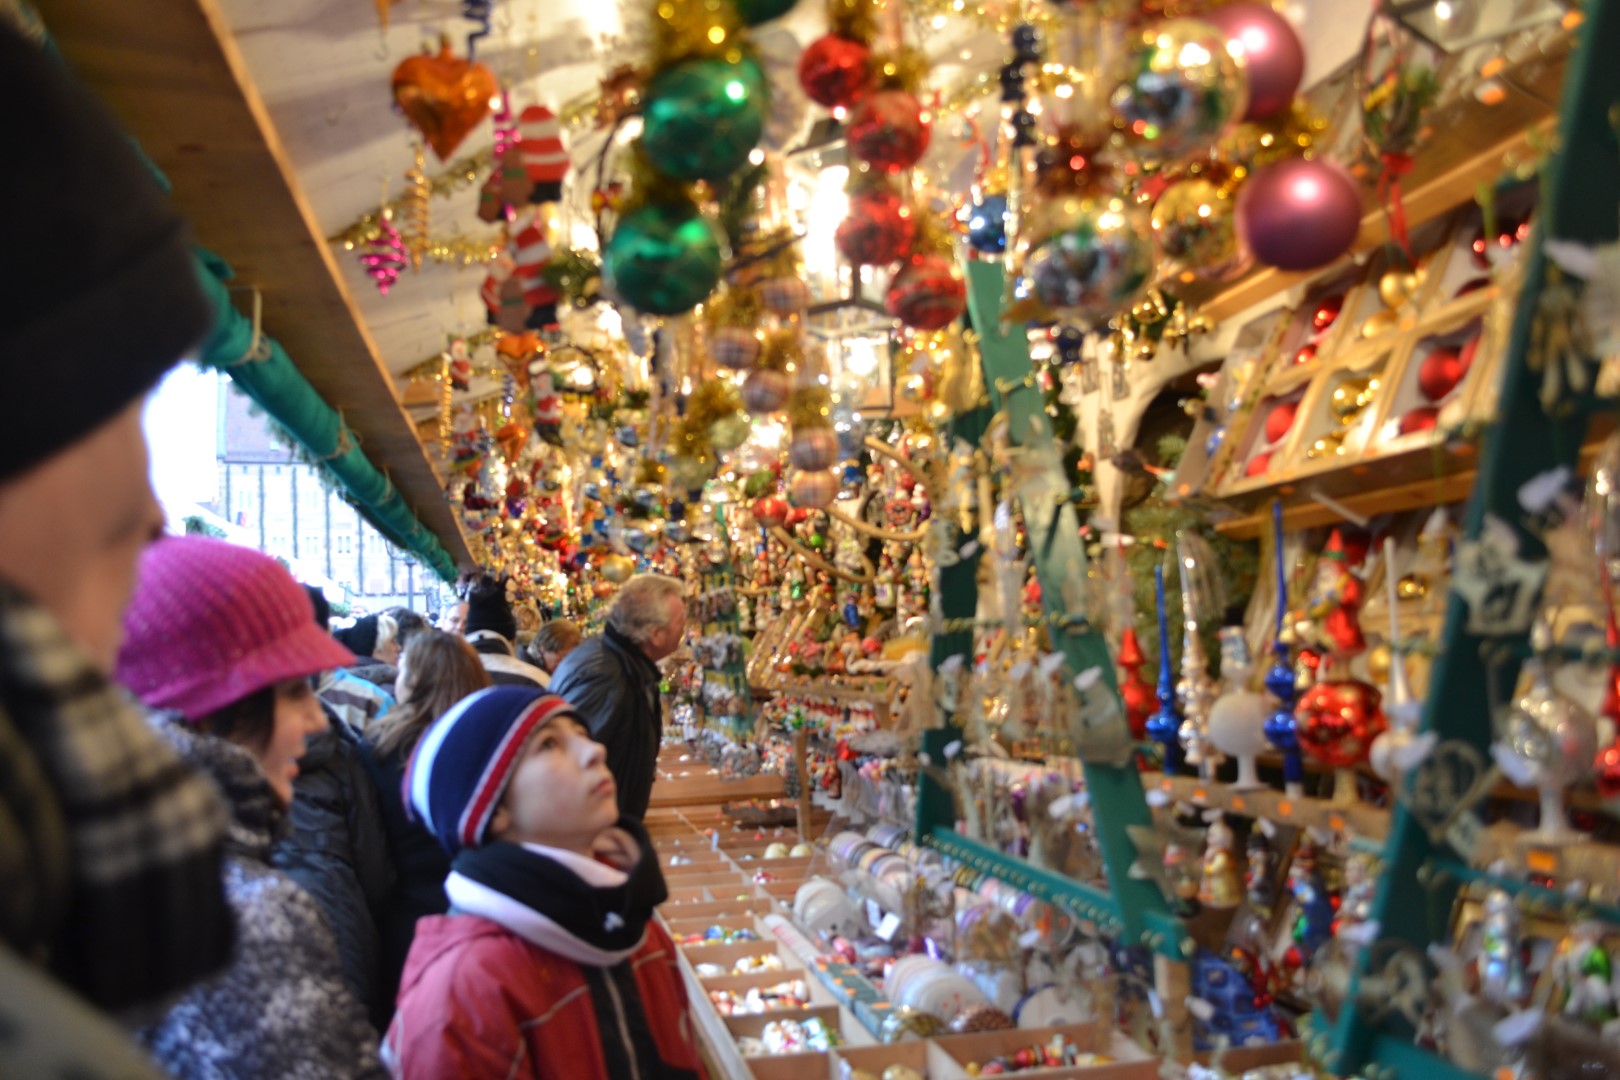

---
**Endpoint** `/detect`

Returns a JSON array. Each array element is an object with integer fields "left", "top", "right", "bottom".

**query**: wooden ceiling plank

[{"left": 36, "top": 0, "right": 472, "bottom": 567}]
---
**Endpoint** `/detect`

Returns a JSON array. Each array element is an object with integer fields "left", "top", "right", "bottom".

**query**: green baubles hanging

[
  {"left": 734, "top": 0, "right": 799, "bottom": 25},
  {"left": 604, "top": 202, "right": 725, "bottom": 315},
  {"left": 640, "top": 54, "right": 769, "bottom": 182}
]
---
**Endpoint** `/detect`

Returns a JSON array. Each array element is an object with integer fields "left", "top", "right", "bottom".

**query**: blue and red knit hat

[{"left": 405, "top": 685, "right": 581, "bottom": 855}]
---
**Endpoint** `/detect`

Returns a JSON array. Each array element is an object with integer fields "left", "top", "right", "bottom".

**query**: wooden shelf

[
  {"left": 1144, "top": 773, "right": 1392, "bottom": 841},
  {"left": 1210, "top": 416, "right": 1615, "bottom": 538},
  {"left": 649, "top": 774, "right": 787, "bottom": 811},
  {"left": 39, "top": 0, "right": 473, "bottom": 566}
]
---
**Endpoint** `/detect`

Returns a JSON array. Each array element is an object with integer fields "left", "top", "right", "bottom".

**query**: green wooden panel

[
  {"left": 1331, "top": 2, "right": 1620, "bottom": 1074},
  {"left": 912, "top": 262, "right": 1179, "bottom": 953}
]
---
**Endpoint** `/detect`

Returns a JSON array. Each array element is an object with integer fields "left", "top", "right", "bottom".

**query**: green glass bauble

[
  {"left": 641, "top": 55, "right": 768, "bottom": 182},
  {"left": 734, "top": 0, "right": 799, "bottom": 24},
  {"left": 604, "top": 203, "right": 724, "bottom": 315},
  {"left": 708, "top": 412, "right": 752, "bottom": 451}
]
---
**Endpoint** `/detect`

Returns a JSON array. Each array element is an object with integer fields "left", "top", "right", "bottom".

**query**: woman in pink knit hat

[{"left": 116, "top": 535, "right": 385, "bottom": 1079}]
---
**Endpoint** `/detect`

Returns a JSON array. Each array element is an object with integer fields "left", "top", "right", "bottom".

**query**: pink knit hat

[{"left": 116, "top": 535, "right": 355, "bottom": 720}]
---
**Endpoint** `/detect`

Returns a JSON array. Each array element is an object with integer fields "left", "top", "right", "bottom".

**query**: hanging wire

[{"left": 463, "top": 0, "right": 493, "bottom": 58}]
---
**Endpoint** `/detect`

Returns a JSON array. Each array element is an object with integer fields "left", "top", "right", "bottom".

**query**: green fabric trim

[{"left": 190, "top": 249, "right": 459, "bottom": 583}]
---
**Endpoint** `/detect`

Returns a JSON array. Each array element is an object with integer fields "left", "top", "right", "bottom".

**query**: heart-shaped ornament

[{"left": 392, "top": 41, "right": 498, "bottom": 161}]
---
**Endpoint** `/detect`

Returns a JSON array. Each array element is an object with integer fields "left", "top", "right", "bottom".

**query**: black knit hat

[
  {"left": 0, "top": 22, "right": 212, "bottom": 480},
  {"left": 335, "top": 614, "right": 381, "bottom": 660},
  {"left": 464, "top": 575, "right": 517, "bottom": 643}
]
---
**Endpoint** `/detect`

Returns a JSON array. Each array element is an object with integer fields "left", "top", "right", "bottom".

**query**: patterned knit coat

[{"left": 139, "top": 716, "right": 385, "bottom": 1079}]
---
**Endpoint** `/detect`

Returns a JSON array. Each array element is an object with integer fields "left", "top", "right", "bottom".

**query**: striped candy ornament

[
  {"left": 518, "top": 105, "right": 569, "bottom": 185},
  {"left": 511, "top": 216, "right": 560, "bottom": 310},
  {"left": 480, "top": 253, "right": 530, "bottom": 331}
]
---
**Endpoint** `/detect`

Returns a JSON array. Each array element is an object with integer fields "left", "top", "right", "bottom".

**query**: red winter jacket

[{"left": 382, "top": 913, "right": 707, "bottom": 1080}]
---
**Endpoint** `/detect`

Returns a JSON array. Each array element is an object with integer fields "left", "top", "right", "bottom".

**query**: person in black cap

[
  {"left": 0, "top": 14, "right": 233, "bottom": 1078},
  {"left": 463, "top": 573, "right": 549, "bottom": 687}
]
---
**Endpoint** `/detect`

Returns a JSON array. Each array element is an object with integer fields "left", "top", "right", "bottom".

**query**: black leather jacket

[{"left": 546, "top": 626, "right": 663, "bottom": 821}]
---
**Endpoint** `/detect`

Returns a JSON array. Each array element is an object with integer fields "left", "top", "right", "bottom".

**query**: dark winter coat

[
  {"left": 546, "top": 626, "right": 663, "bottom": 821},
  {"left": 355, "top": 737, "right": 450, "bottom": 1028},
  {"left": 272, "top": 709, "right": 396, "bottom": 1030},
  {"left": 140, "top": 717, "right": 385, "bottom": 1079}
]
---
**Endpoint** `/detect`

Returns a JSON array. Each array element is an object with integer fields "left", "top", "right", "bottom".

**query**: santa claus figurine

[{"left": 1314, "top": 527, "right": 1371, "bottom": 662}]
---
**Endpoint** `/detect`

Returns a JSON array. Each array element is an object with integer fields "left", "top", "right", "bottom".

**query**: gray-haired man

[{"left": 546, "top": 574, "right": 686, "bottom": 821}]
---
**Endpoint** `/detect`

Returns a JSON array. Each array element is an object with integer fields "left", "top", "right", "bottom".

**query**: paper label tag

[
  {"left": 875, "top": 912, "right": 902, "bottom": 941},
  {"left": 1446, "top": 812, "right": 1484, "bottom": 862},
  {"left": 866, "top": 899, "right": 883, "bottom": 928}
]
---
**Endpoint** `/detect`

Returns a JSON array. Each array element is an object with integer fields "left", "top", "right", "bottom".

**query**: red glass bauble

[
  {"left": 847, "top": 89, "right": 931, "bottom": 173},
  {"left": 752, "top": 496, "right": 788, "bottom": 529},
  {"left": 785, "top": 506, "right": 812, "bottom": 526},
  {"left": 1264, "top": 401, "right": 1297, "bottom": 444},
  {"left": 1595, "top": 739, "right": 1620, "bottom": 800},
  {"left": 1312, "top": 294, "right": 1344, "bottom": 331},
  {"left": 798, "top": 34, "right": 872, "bottom": 109},
  {"left": 1204, "top": 2, "right": 1305, "bottom": 121},
  {"left": 1417, "top": 346, "right": 1465, "bottom": 402},
  {"left": 885, "top": 253, "right": 966, "bottom": 330},
  {"left": 1236, "top": 158, "right": 1363, "bottom": 272},
  {"left": 836, "top": 187, "right": 915, "bottom": 266},
  {"left": 1398, "top": 406, "right": 1439, "bottom": 435},
  {"left": 1293, "top": 343, "right": 1316, "bottom": 365},
  {"left": 1458, "top": 332, "right": 1481, "bottom": 374},
  {"left": 1245, "top": 452, "right": 1271, "bottom": 477},
  {"left": 1296, "top": 679, "right": 1386, "bottom": 770}
]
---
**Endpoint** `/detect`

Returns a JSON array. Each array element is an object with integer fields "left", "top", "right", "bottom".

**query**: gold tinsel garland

[
  {"left": 785, "top": 384, "right": 833, "bottom": 431},
  {"left": 327, "top": 146, "right": 496, "bottom": 249},
  {"left": 673, "top": 380, "right": 744, "bottom": 457},
  {"left": 759, "top": 328, "right": 804, "bottom": 373}
]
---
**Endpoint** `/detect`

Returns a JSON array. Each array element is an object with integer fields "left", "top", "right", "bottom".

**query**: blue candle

[
  {"left": 1263, "top": 501, "right": 1302, "bottom": 783},
  {"left": 1144, "top": 562, "right": 1182, "bottom": 773}
]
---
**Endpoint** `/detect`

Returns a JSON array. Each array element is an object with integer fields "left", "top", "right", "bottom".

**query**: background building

[{"left": 147, "top": 367, "right": 453, "bottom": 618}]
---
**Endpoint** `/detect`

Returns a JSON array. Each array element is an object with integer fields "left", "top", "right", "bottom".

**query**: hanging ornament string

[
  {"left": 1356, "top": 2, "right": 1439, "bottom": 262},
  {"left": 463, "top": 0, "right": 494, "bottom": 58},
  {"left": 769, "top": 526, "right": 876, "bottom": 584}
]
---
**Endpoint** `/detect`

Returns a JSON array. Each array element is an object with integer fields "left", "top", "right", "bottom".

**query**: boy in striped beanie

[{"left": 387, "top": 687, "right": 705, "bottom": 1080}]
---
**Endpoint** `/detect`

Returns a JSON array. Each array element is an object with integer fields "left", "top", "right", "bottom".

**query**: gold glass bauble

[
  {"left": 1396, "top": 573, "right": 1431, "bottom": 601},
  {"left": 601, "top": 553, "right": 635, "bottom": 583},
  {"left": 1377, "top": 267, "right": 1423, "bottom": 309},
  {"left": 1329, "top": 375, "right": 1378, "bottom": 423},
  {"left": 1111, "top": 18, "right": 1248, "bottom": 164},
  {"left": 708, "top": 411, "right": 752, "bottom": 451},
  {"left": 1361, "top": 309, "right": 1400, "bottom": 339},
  {"left": 1151, "top": 176, "right": 1250, "bottom": 282},
  {"left": 1306, "top": 431, "right": 1346, "bottom": 459},
  {"left": 1366, "top": 643, "right": 1392, "bottom": 683}
]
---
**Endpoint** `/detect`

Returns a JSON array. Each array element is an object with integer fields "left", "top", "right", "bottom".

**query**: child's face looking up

[{"left": 493, "top": 713, "right": 618, "bottom": 852}]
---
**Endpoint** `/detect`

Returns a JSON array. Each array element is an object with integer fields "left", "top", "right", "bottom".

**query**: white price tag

[
  {"left": 866, "top": 899, "right": 883, "bottom": 928},
  {"left": 875, "top": 913, "right": 903, "bottom": 941},
  {"left": 1445, "top": 812, "right": 1484, "bottom": 862}
]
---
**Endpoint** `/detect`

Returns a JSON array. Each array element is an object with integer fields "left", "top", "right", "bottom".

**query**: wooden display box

[
  {"left": 724, "top": 1005, "right": 843, "bottom": 1040},
  {"left": 667, "top": 898, "right": 771, "bottom": 922},
  {"left": 929, "top": 1025, "right": 1157, "bottom": 1080},
  {"left": 1193, "top": 1040, "right": 1303, "bottom": 1073},
  {"left": 665, "top": 916, "right": 762, "bottom": 940},
  {"left": 749, "top": 1052, "right": 830, "bottom": 1080},
  {"left": 668, "top": 885, "right": 718, "bottom": 905},
  {"left": 680, "top": 940, "right": 792, "bottom": 973},
  {"left": 833, "top": 1041, "right": 930, "bottom": 1079}
]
